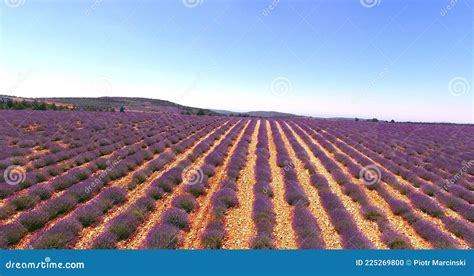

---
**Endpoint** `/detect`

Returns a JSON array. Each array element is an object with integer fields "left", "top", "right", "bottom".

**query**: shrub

[
  {"left": 292, "top": 205, "right": 325, "bottom": 249},
  {"left": 388, "top": 198, "right": 411, "bottom": 215},
  {"left": 95, "top": 159, "right": 108, "bottom": 170},
  {"left": 449, "top": 185, "right": 474, "bottom": 204},
  {"left": 0, "top": 223, "right": 28, "bottom": 248},
  {"left": 75, "top": 204, "right": 102, "bottom": 227},
  {"left": 133, "top": 197, "right": 155, "bottom": 213},
  {"left": 156, "top": 178, "right": 175, "bottom": 193},
  {"left": 361, "top": 206, "right": 384, "bottom": 222},
  {"left": 108, "top": 212, "right": 141, "bottom": 240},
  {"left": 0, "top": 185, "right": 16, "bottom": 199},
  {"left": 172, "top": 195, "right": 197, "bottom": 213},
  {"left": 408, "top": 192, "right": 444, "bottom": 218},
  {"left": 52, "top": 177, "right": 74, "bottom": 191},
  {"left": 251, "top": 234, "right": 274, "bottom": 249},
  {"left": 205, "top": 152, "right": 224, "bottom": 167},
  {"left": 35, "top": 173, "right": 47, "bottom": 183},
  {"left": 221, "top": 178, "right": 237, "bottom": 190},
  {"left": 161, "top": 207, "right": 189, "bottom": 230},
  {"left": 255, "top": 167, "right": 272, "bottom": 182},
  {"left": 254, "top": 181, "right": 273, "bottom": 197},
  {"left": 212, "top": 188, "right": 238, "bottom": 210},
  {"left": 42, "top": 195, "right": 77, "bottom": 218},
  {"left": 201, "top": 220, "right": 225, "bottom": 249},
  {"left": 201, "top": 164, "right": 216, "bottom": 177},
  {"left": 441, "top": 217, "right": 474, "bottom": 247},
  {"left": 341, "top": 182, "right": 366, "bottom": 203},
  {"left": 133, "top": 171, "right": 148, "bottom": 184},
  {"left": 253, "top": 196, "right": 275, "bottom": 235},
  {"left": 332, "top": 170, "right": 350, "bottom": 185},
  {"left": 19, "top": 210, "right": 49, "bottom": 231},
  {"left": 284, "top": 182, "right": 308, "bottom": 206},
  {"left": 11, "top": 194, "right": 39, "bottom": 211},
  {"left": 412, "top": 220, "right": 457, "bottom": 249},
  {"left": 186, "top": 183, "right": 206, "bottom": 197},
  {"left": 92, "top": 232, "right": 118, "bottom": 249},
  {"left": 309, "top": 174, "right": 330, "bottom": 190},
  {"left": 0, "top": 204, "right": 15, "bottom": 220},
  {"left": 31, "top": 219, "right": 82, "bottom": 249},
  {"left": 420, "top": 184, "right": 435, "bottom": 197},
  {"left": 276, "top": 155, "right": 290, "bottom": 168},
  {"left": 226, "top": 168, "right": 240, "bottom": 180},
  {"left": 74, "top": 169, "right": 92, "bottom": 182},
  {"left": 342, "top": 230, "right": 373, "bottom": 249},
  {"left": 147, "top": 186, "right": 164, "bottom": 200},
  {"left": 381, "top": 229, "right": 412, "bottom": 249},
  {"left": 31, "top": 185, "right": 53, "bottom": 200},
  {"left": 145, "top": 224, "right": 181, "bottom": 249},
  {"left": 102, "top": 187, "right": 127, "bottom": 205}
]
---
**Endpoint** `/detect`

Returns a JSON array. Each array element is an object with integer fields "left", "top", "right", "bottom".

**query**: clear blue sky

[{"left": 0, "top": 0, "right": 472, "bottom": 123}]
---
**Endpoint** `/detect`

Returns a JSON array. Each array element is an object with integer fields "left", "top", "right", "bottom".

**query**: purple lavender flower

[
  {"left": 201, "top": 220, "right": 225, "bottom": 249},
  {"left": 172, "top": 195, "right": 197, "bottom": 213},
  {"left": 161, "top": 207, "right": 189, "bottom": 230},
  {"left": 30, "top": 219, "right": 82, "bottom": 249},
  {"left": 145, "top": 224, "right": 181, "bottom": 249}
]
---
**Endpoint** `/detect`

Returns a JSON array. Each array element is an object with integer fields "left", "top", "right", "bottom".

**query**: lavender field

[{"left": 0, "top": 110, "right": 472, "bottom": 249}]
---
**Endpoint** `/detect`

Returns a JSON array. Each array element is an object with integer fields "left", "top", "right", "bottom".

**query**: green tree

[
  {"left": 6, "top": 99, "right": 14, "bottom": 109},
  {"left": 120, "top": 106, "right": 125, "bottom": 112}
]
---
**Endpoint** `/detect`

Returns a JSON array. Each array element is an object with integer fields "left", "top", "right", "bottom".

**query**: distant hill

[
  {"left": 212, "top": 109, "right": 300, "bottom": 118},
  {"left": 35, "top": 96, "right": 217, "bottom": 115},
  {"left": 244, "top": 111, "right": 299, "bottom": 118},
  {"left": 1, "top": 95, "right": 301, "bottom": 118}
]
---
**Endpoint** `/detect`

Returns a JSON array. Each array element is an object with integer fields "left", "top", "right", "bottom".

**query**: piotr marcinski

[{"left": 413, "top": 259, "right": 467, "bottom": 266}]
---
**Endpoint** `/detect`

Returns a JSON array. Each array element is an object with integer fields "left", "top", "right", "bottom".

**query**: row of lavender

[
  {"left": 0, "top": 114, "right": 227, "bottom": 248},
  {"left": 0, "top": 112, "right": 187, "bottom": 198},
  {"left": 0, "top": 118, "right": 194, "bottom": 220},
  {"left": 292, "top": 120, "right": 473, "bottom": 248},
  {"left": 34, "top": 118, "right": 228, "bottom": 249},
  {"left": 269, "top": 121, "right": 326, "bottom": 248},
  {"left": 91, "top": 119, "right": 238, "bottom": 249},
  {"left": 199, "top": 120, "right": 257, "bottom": 248},
  {"left": 0, "top": 111, "right": 181, "bottom": 201},
  {"left": 144, "top": 120, "right": 247, "bottom": 249}
]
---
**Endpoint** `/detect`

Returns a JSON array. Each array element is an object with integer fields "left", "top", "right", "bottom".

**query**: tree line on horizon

[{"left": 0, "top": 98, "right": 69, "bottom": 111}]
